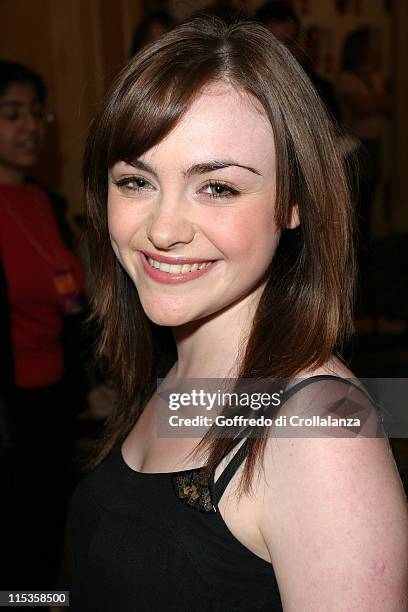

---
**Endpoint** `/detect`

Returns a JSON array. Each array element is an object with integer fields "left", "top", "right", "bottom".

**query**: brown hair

[{"left": 84, "top": 15, "right": 355, "bottom": 490}]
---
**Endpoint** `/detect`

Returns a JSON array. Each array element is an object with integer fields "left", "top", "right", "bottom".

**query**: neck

[
  {"left": 0, "top": 165, "right": 26, "bottom": 186},
  {"left": 171, "top": 283, "right": 265, "bottom": 379}
]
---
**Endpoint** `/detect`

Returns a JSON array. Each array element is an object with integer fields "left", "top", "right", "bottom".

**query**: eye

[
  {"left": 112, "top": 176, "right": 154, "bottom": 194},
  {"left": 201, "top": 180, "right": 239, "bottom": 199}
]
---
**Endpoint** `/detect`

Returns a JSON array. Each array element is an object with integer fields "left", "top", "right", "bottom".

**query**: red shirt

[{"left": 0, "top": 184, "right": 84, "bottom": 388}]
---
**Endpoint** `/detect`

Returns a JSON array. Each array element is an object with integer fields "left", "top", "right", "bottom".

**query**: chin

[
  {"left": 139, "top": 295, "right": 200, "bottom": 327},
  {"left": 15, "top": 156, "right": 38, "bottom": 169},
  {"left": 144, "top": 310, "right": 197, "bottom": 328}
]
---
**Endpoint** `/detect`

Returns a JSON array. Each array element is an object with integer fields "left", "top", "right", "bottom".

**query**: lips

[
  {"left": 140, "top": 251, "right": 218, "bottom": 284},
  {"left": 16, "top": 140, "right": 39, "bottom": 153}
]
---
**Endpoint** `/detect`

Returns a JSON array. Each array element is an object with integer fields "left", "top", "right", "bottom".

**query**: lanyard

[
  {"left": 0, "top": 190, "right": 64, "bottom": 266},
  {"left": 0, "top": 189, "right": 84, "bottom": 314}
]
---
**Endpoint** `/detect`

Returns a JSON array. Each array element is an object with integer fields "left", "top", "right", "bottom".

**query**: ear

[{"left": 287, "top": 204, "right": 300, "bottom": 229}]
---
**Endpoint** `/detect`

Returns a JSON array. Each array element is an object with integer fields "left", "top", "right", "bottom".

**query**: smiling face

[
  {"left": 0, "top": 83, "right": 45, "bottom": 184},
  {"left": 108, "top": 84, "right": 281, "bottom": 327}
]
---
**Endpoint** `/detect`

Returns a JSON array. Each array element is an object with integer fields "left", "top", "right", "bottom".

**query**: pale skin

[{"left": 108, "top": 84, "right": 408, "bottom": 610}]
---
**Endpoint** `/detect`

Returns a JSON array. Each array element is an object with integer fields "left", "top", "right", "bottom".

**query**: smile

[
  {"left": 140, "top": 252, "right": 218, "bottom": 284},
  {"left": 147, "top": 257, "right": 212, "bottom": 273},
  {"left": 17, "top": 142, "right": 38, "bottom": 150}
]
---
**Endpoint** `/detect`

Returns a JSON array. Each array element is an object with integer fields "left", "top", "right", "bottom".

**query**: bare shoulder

[
  {"left": 303, "top": 354, "right": 355, "bottom": 379},
  {"left": 258, "top": 363, "right": 408, "bottom": 610},
  {"left": 283, "top": 355, "right": 358, "bottom": 396}
]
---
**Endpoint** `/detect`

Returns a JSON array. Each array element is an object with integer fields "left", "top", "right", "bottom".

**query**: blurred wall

[
  {"left": 0, "top": 0, "right": 141, "bottom": 221},
  {"left": 295, "top": 0, "right": 407, "bottom": 232},
  {"left": 293, "top": 0, "right": 392, "bottom": 237},
  {"left": 293, "top": 0, "right": 408, "bottom": 233}
]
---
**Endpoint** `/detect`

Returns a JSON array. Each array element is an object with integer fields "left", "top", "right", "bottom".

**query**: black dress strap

[
  {"left": 281, "top": 374, "right": 373, "bottom": 404},
  {"left": 213, "top": 377, "right": 371, "bottom": 505},
  {"left": 214, "top": 438, "right": 251, "bottom": 504}
]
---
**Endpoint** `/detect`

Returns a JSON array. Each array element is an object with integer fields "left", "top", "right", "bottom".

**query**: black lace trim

[{"left": 171, "top": 468, "right": 217, "bottom": 514}]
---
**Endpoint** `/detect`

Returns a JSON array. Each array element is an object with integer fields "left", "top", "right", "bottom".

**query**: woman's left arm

[{"left": 259, "top": 436, "right": 408, "bottom": 611}]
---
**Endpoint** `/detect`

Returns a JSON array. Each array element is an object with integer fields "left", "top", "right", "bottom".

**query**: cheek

[
  {"left": 107, "top": 200, "right": 121, "bottom": 242},
  {"left": 0, "top": 126, "right": 15, "bottom": 150},
  {"left": 213, "top": 204, "right": 279, "bottom": 264},
  {"left": 107, "top": 197, "right": 135, "bottom": 264},
  {"left": 107, "top": 196, "right": 137, "bottom": 246}
]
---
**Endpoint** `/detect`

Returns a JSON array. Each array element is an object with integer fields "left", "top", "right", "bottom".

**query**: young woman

[{"left": 70, "top": 16, "right": 408, "bottom": 611}]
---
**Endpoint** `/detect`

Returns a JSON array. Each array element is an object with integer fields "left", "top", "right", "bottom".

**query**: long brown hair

[{"left": 84, "top": 15, "right": 355, "bottom": 490}]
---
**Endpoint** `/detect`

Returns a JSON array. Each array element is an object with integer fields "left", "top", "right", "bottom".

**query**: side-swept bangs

[{"left": 85, "top": 17, "right": 345, "bottom": 235}]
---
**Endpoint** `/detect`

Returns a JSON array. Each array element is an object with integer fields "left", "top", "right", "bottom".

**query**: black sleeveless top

[{"left": 69, "top": 377, "right": 378, "bottom": 611}]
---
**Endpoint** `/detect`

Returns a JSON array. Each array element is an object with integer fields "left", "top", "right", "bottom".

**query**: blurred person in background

[
  {"left": 200, "top": 0, "right": 248, "bottom": 20},
  {"left": 130, "top": 10, "right": 175, "bottom": 56},
  {"left": 254, "top": 1, "right": 339, "bottom": 122},
  {"left": 335, "top": 26, "right": 392, "bottom": 266},
  {"left": 304, "top": 24, "right": 323, "bottom": 69},
  {"left": 0, "top": 61, "right": 88, "bottom": 594}
]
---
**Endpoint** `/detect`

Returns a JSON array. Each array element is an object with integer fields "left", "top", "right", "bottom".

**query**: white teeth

[
  {"left": 146, "top": 256, "right": 213, "bottom": 274},
  {"left": 148, "top": 258, "right": 157, "bottom": 268},
  {"left": 167, "top": 264, "right": 183, "bottom": 273}
]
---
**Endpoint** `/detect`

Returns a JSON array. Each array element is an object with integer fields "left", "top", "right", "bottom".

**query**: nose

[
  {"left": 147, "top": 198, "right": 195, "bottom": 250},
  {"left": 20, "top": 109, "right": 42, "bottom": 133}
]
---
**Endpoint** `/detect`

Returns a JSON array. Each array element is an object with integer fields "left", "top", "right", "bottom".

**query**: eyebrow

[
  {"left": 0, "top": 101, "right": 23, "bottom": 108},
  {"left": 0, "top": 100, "right": 42, "bottom": 109},
  {"left": 126, "top": 158, "right": 262, "bottom": 178}
]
